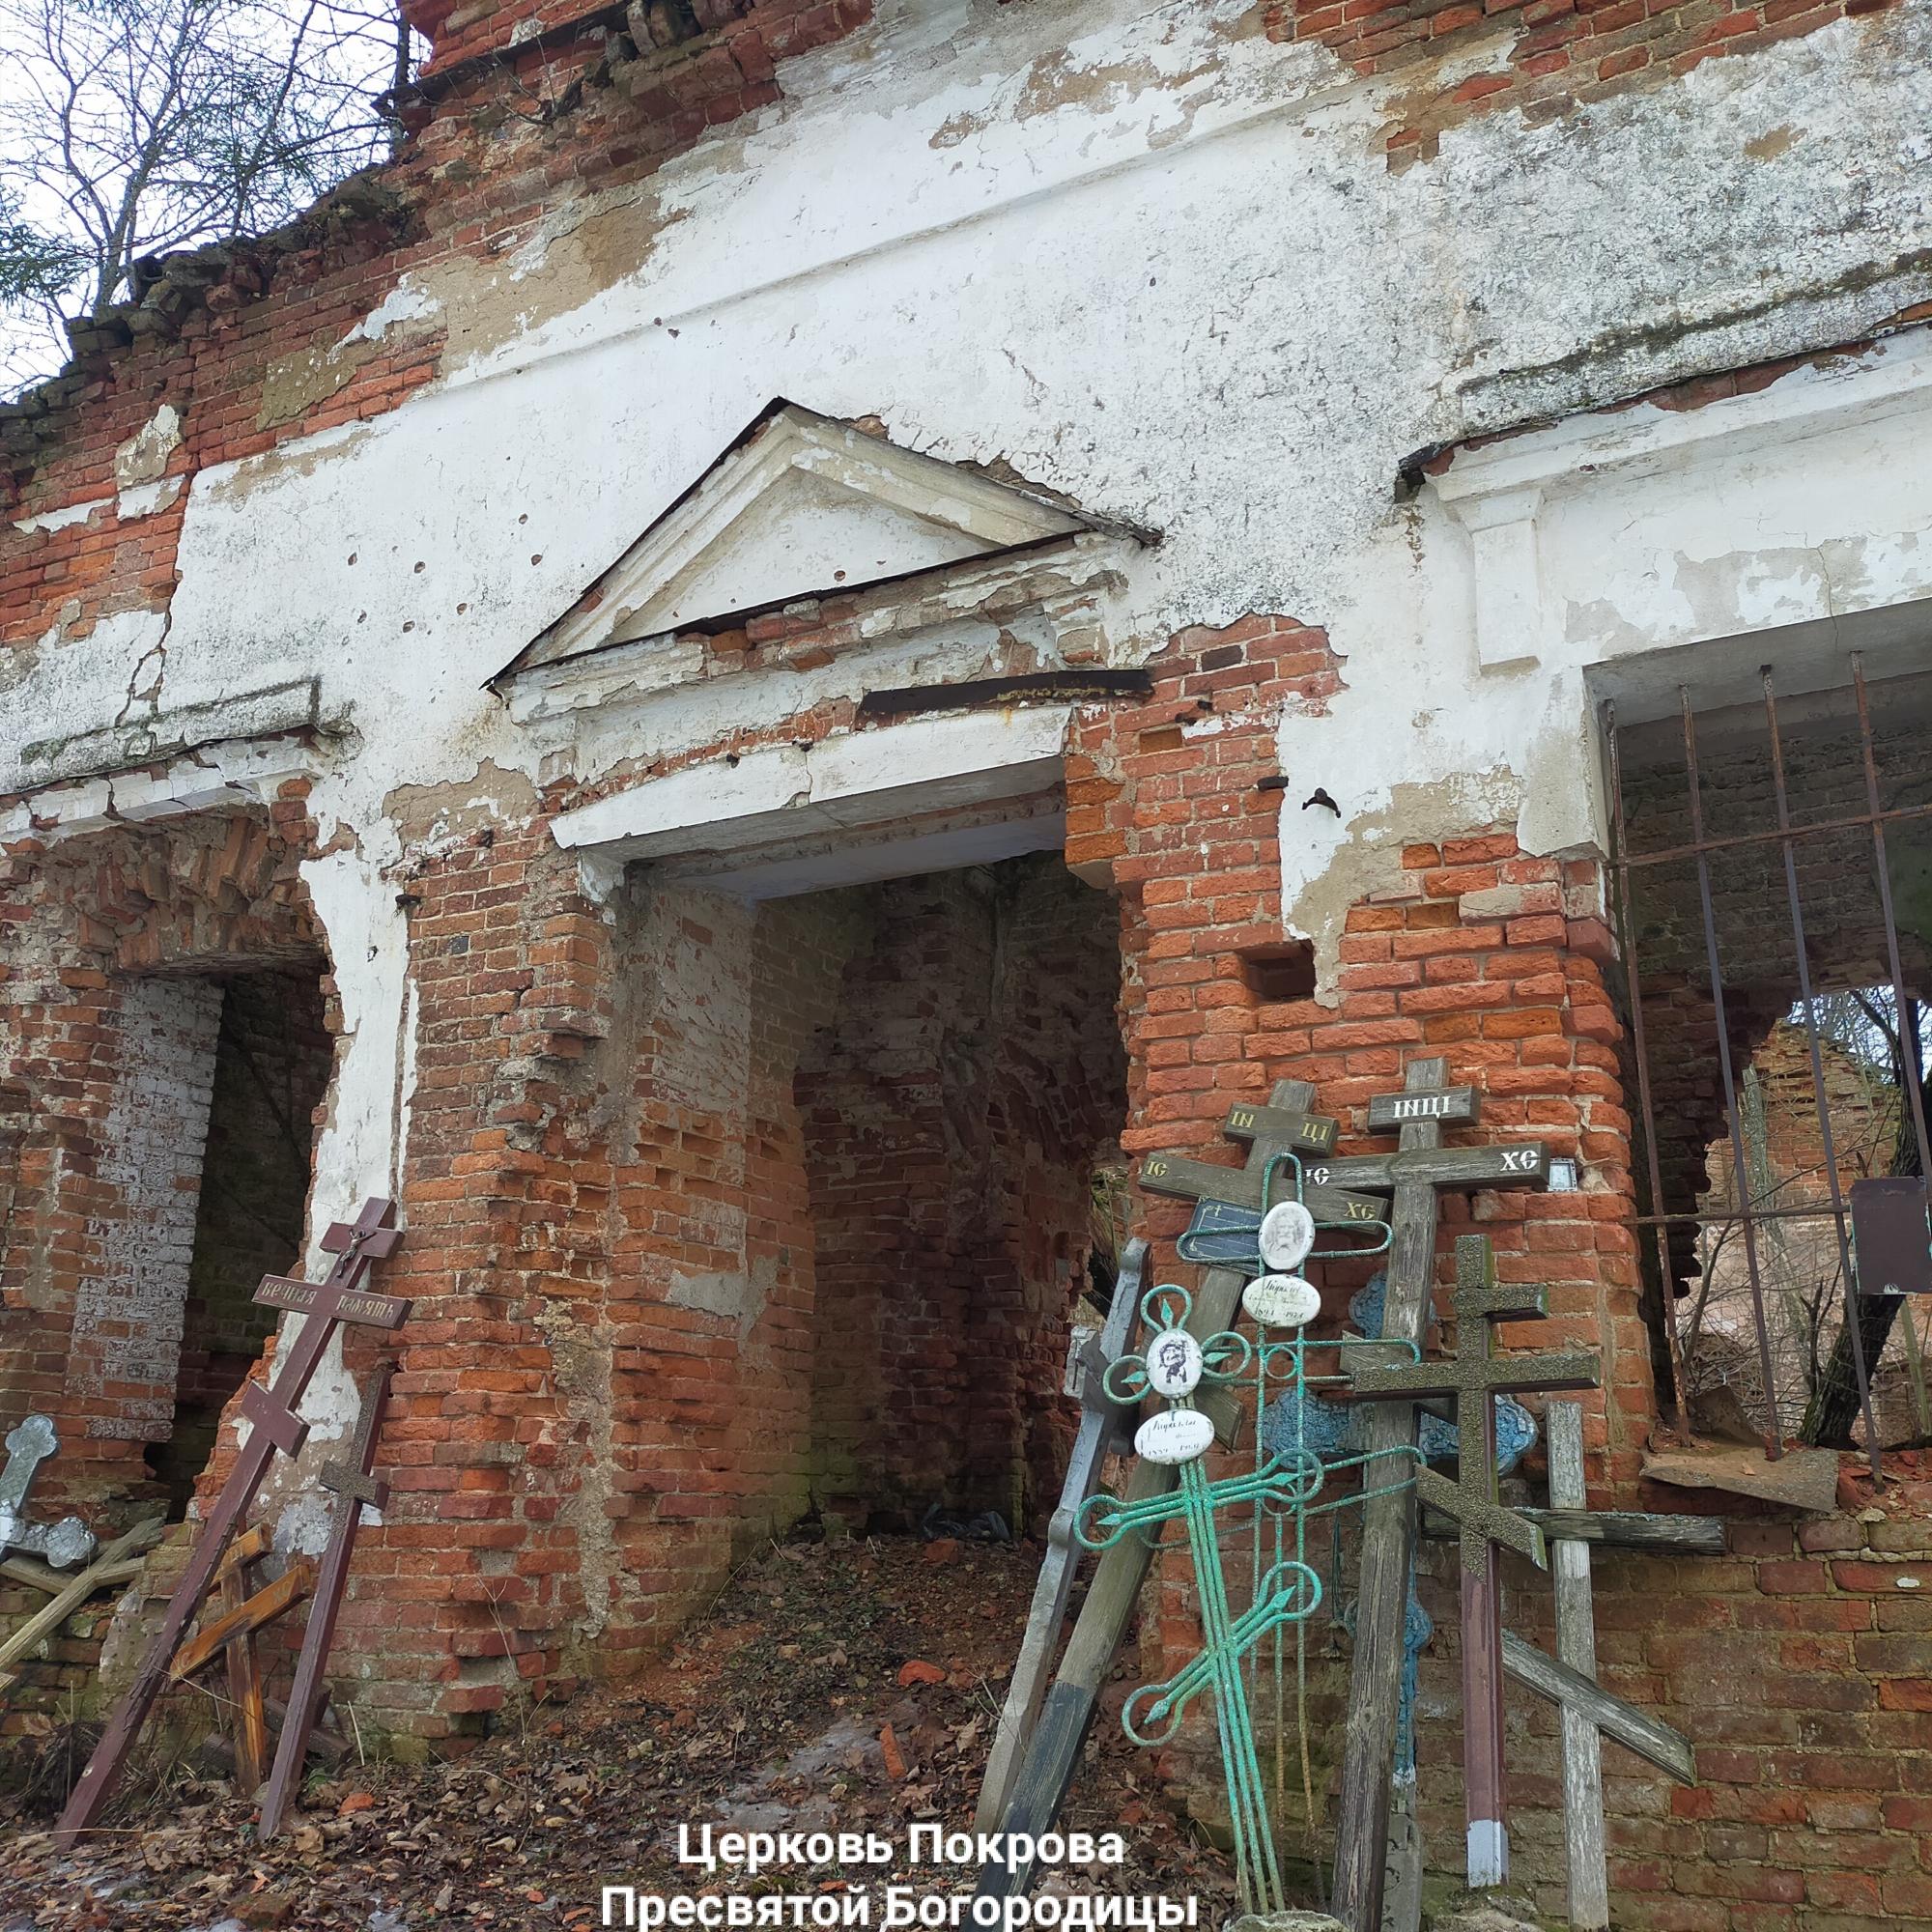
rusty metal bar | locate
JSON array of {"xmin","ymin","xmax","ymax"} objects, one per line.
[
  {"xmin": 1762, "ymin": 667, "xmax": 1883, "ymax": 1476},
  {"xmin": 1618, "ymin": 797, "xmax": 1932, "ymax": 869},
  {"xmin": 1680, "ymin": 686, "xmax": 1785, "ymax": 1459},
  {"xmin": 1603, "ymin": 700, "xmax": 1696, "ymax": 1443},
  {"xmin": 1637, "ymin": 1202, "xmax": 1911, "ymax": 1229},
  {"xmin": 1853, "ymin": 655, "xmax": 1932, "ymax": 1189}
]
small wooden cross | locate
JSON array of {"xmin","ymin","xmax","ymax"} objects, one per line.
[
  {"xmin": 56, "ymin": 1199, "xmax": 408, "ymax": 1847},
  {"xmin": 1348, "ymin": 1235, "xmax": 1599, "ymax": 1893},
  {"xmin": 259, "ymin": 1363, "xmax": 395, "ymax": 1838}
]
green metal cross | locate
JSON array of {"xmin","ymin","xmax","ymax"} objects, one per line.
[{"xmin": 1076, "ymin": 1284, "xmax": 1323, "ymax": 1918}]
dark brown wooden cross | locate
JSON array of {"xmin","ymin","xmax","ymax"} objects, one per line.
[
  {"xmin": 1138, "ymin": 1097, "xmax": 1386, "ymax": 1230},
  {"xmin": 55, "ymin": 1199, "xmax": 408, "ymax": 1846},
  {"xmin": 1328, "ymin": 1059, "xmax": 1551, "ymax": 1932},
  {"xmin": 1348, "ymin": 1234, "xmax": 1599, "ymax": 1895},
  {"xmin": 259, "ymin": 1362, "xmax": 394, "ymax": 1838}
]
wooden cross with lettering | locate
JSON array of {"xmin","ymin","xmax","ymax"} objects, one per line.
[
  {"xmin": 259, "ymin": 1362, "xmax": 395, "ymax": 1838},
  {"xmin": 974, "ymin": 1082, "xmax": 1332, "ymax": 1902},
  {"xmin": 1327, "ymin": 1059, "xmax": 1551, "ymax": 1932},
  {"xmin": 56, "ymin": 1199, "xmax": 408, "ymax": 1846},
  {"xmin": 1349, "ymin": 1234, "xmax": 1599, "ymax": 1893}
]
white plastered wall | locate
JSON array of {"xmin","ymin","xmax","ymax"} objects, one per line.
[{"xmin": 0, "ymin": 0, "xmax": 1929, "ymax": 1469}]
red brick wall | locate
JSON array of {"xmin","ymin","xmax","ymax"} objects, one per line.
[
  {"xmin": 0, "ymin": 804, "xmax": 326, "ymax": 1511},
  {"xmin": 801, "ymin": 859, "xmax": 1124, "ymax": 1534},
  {"xmin": 1266, "ymin": 0, "xmax": 1907, "ymax": 162},
  {"xmin": 1069, "ymin": 614, "xmax": 1649, "ymax": 1481}
]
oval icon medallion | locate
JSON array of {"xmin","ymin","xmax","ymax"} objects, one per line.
[
  {"xmin": 1259, "ymin": 1201, "xmax": 1317, "ymax": 1270},
  {"xmin": 1243, "ymin": 1274, "xmax": 1321, "ymax": 1329},
  {"xmin": 1135, "ymin": 1407, "xmax": 1215, "ymax": 1466},
  {"xmin": 1145, "ymin": 1330, "xmax": 1204, "ymax": 1400}
]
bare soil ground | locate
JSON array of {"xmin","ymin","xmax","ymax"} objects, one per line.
[{"xmin": 0, "ymin": 1535, "xmax": 1248, "ymax": 1931}]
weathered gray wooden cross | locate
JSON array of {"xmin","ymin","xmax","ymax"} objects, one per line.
[
  {"xmin": 1322, "ymin": 1058, "xmax": 1553, "ymax": 1932},
  {"xmin": 1349, "ymin": 1234, "xmax": 1600, "ymax": 1893}
]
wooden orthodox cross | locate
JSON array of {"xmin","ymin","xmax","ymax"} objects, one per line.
[
  {"xmin": 978, "ymin": 1247, "xmax": 1146, "ymax": 1833},
  {"xmin": 56, "ymin": 1198, "xmax": 408, "ymax": 1846},
  {"xmin": 975, "ymin": 1082, "xmax": 1334, "ymax": 1901},
  {"xmin": 1329, "ymin": 1059, "xmax": 1551, "ymax": 1932},
  {"xmin": 168, "ymin": 1521, "xmax": 317, "ymax": 1792},
  {"xmin": 1349, "ymin": 1234, "xmax": 1599, "ymax": 1892},
  {"xmin": 260, "ymin": 1362, "xmax": 395, "ymax": 1837}
]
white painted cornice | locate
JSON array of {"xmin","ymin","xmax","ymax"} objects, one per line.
[{"xmin": 1429, "ymin": 334, "xmax": 1932, "ymax": 672}]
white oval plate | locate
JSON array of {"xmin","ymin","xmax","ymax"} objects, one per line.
[
  {"xmin": 1259, "ymin": 1201, "xmax": 1317, "ymax": 1270},
  {"xmin": 1135, "ymin": 1407, "xmax": 1215, "ymax": 1466},
  {"xmin": 1145, "ymin": 1330, "xmax": 1204, "ymax": 1400},
  {"xmin": 1243, "ymin": 1274, "xmax": 1321, "ymax": 1329}
]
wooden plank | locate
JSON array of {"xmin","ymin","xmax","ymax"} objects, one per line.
[
  {"xmin": 1367, "ymin": 1086, "xmax": 1479, "ymax": 1131},
  {"xmin": 1548, "ymin": 1403, "xmax": 1609, "ymax": 1932},
  {"xmin": 212, "ymin": 1520, "xmax": 273, "ymax": 1590},
  {"xmin": 1139, "ymin": 1152, "xmax": 1264, "ymax": 1211},
  {"xmin": 1221, "ymin": 1100, "xmax": 1340, "ymax": 1154},
  {"xmin": 978, "ymin": 1082, "xmax": 1319, "ymax": 1903},
  {"xmin": 1502, "ymin": 1631, "xmax": 1694, "ymax": 1783},
  {"xmin": 1, "ymin": 1555, "xmax": 70, "ymax": 1595},
  {"xmin": 1304, "ymin": 1144, "xmax": 1550, "ymax": 1194},
  {"xmin": 1331, "ymin": 1058, "xmax": 1450, "ymax": 1932},
  {"xmin": 0, "ymin": 1520, "xmax": 162, "ymax": 1676},
  {"xmin": 1422, "ymin": 1507, "xmax": 1727, "ymax": 1556},
  {"xmin": 171, "ymin": 1559, "xmax": 315, "ymax": 1683},
  {"xmin": 978, "ymin": 1245, "xmax": 1147, "ymax": 1834},
  {"xmin": 220, "ymin": 1557, "xmax": 269, "ymax": 1797}
]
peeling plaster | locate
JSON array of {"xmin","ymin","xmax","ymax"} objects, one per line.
[
  {"xmin": 113, "ymin": 404, "xmax": 182, "ymax": 490},
  {"xmin": 3, "ymin": 1, "xmax": 1931, "ymax": 1432}
]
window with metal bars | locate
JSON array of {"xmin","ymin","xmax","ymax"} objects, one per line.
[{"xmin": 1603, "ymin": 654, "xmax": 1932, "ymax": 1477}]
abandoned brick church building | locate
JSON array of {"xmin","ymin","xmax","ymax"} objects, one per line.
[{"xmin": 3, "ymin": 0, "xmax": 1931, "ymax": 1922}]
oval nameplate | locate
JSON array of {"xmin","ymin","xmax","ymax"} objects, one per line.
[
  {"xmin": 1145, "ymin": 1331, "xmax": 1204, "ymax": 1400},
  {"xmin": 1243, "ymin": 1274, "xmax": 1321, "ymax": 1329},
  {"xmin": 1135, "ymin": 1407, "xmax": 1215, "ymax": 1466},
  {"xmin": 1259, "ymin": 1201, "xmax": 1317, "ymax": 1269}
]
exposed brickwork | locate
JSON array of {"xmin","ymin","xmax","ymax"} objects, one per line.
[
  {"xmin": 801, "ymin": 860, "xmax": 1124, "ymax": 1534},
  {"xmin": 1144, "ymin": 1469, "xmax": 1932, "ymax": 1930},
  {"xmin": 1069, "ymin": 614, "xmax": 1649, "ymax": 1479},
  {"xmin": 154, "ymin": 971, "xmax": 334, "ymax": 1515},
  {"xmin": 0, "ymin": 0, "xmax": 872, "ymax": 551},
  {"xmin": 0, "ymin": 804, "xmax": 327, "ymax": 1509},
  {"xmin": 1267, "ymin": 0, "xmax": 1906, "ymax": 162}
]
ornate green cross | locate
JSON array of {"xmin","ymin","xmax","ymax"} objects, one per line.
[{"xmin": 1076, "ymin": 1284, "xmax": 1322, "ymax": 1918}]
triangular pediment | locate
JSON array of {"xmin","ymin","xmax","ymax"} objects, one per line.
[{"xmin": 497, "ymin": 401, "xmax": 1098, "ymax": 683}]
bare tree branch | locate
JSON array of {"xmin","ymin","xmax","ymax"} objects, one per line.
[{"xmin": 0, "ymin": 0, "xmax": 424, "ymax": 390}]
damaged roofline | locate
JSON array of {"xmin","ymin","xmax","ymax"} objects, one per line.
[{"xmin": 1394, "ymin": 320, "xmax": 1914, "ymax": 493}]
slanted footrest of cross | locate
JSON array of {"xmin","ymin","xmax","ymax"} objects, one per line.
[{"xmin": 1347, "ymin": 1235, "xmax": 1600, "ymax": 1573}]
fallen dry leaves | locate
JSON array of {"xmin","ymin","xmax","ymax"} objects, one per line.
[{"xmin": 0, "ymin": 1536, "xmax": 1244, "ymax": 1930}]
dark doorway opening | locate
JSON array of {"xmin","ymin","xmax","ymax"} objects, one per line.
[{"xmin": 145, "ymin": 965, "xmax": 333, "ymax": 1516}]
